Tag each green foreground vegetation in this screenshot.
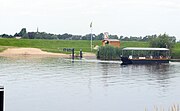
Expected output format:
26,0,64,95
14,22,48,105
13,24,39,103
0,38,180,58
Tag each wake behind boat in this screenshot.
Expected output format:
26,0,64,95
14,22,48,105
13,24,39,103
121,47,170,65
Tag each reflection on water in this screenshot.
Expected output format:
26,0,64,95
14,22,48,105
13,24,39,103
0,57,180,111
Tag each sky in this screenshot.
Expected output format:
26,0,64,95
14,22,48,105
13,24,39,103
0,0,180,40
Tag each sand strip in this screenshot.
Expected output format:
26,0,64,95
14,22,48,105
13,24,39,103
0,48,96,58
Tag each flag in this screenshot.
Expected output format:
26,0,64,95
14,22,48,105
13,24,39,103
90,22,92,28
104,32,109,39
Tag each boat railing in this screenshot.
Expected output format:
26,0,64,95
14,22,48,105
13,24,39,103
128,55,170,60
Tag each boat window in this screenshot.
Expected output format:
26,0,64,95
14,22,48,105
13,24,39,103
122,49,170,59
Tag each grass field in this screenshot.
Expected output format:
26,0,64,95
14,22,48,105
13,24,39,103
0,38,101,53
120,41,149,48
0,38,148,52
171,43,180,58
0,38,179,58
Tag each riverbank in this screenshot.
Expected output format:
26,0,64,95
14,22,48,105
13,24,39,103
0,38,102,53
0,48,96,59
0,38,180,59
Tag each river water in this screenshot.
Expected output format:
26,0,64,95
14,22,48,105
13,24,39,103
0,57,180,111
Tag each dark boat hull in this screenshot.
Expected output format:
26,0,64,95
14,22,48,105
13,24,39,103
121,57,169,65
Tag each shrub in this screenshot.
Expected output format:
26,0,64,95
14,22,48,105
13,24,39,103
96,45,122,60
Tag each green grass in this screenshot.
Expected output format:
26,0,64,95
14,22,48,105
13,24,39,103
0,39,148,53
0,38,101,53
0,38,179,58
171,42,180,59
120,41,149,48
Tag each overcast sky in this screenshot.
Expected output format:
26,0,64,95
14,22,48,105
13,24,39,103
0,0,180,40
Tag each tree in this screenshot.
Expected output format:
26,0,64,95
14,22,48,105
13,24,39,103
119,36,124,40
109,35,118,39
82,34,91,40
1,34,13,38
72,35,82,40
95,33,104,40
18,28,29,38
28,32,35,39
14,33,20,37
149,34,175,49
61,33,72,40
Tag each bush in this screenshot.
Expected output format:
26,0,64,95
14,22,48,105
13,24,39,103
96,45,122,60
149,34,175,49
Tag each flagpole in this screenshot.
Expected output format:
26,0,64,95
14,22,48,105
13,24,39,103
90,22,93,51
91,26,92,51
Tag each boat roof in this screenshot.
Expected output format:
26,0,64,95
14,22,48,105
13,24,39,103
122,47,169,51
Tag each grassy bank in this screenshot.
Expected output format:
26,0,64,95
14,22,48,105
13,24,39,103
171,43,180,59
0,38,148,52
120,41,149,48
0,38,101,53
0,38,180,58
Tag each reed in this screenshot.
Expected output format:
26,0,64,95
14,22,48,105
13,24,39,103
96,45,122,60
145,104,179,111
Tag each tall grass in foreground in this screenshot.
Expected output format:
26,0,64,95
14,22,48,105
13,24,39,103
145,104,179,111
97,45,122,60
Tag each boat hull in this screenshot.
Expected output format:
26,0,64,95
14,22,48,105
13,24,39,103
121,57,169,65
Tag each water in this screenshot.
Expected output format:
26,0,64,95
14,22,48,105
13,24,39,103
0,57,180,111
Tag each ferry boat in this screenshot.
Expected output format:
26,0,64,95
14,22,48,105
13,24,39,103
121,47,170,65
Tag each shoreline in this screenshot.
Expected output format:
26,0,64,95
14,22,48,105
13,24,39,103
0,48,96,59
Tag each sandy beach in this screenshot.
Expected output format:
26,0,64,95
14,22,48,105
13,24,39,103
0,48,96,59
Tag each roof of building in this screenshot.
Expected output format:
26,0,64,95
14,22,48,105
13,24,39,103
122,47,169,51
102,39,120,42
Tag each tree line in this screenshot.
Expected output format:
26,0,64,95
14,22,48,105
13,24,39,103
0,28,177,42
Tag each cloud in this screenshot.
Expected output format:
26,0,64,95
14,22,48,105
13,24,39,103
1,0,180,16
0,0,180,39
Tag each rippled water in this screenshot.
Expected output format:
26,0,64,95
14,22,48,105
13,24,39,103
0,57,180,111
